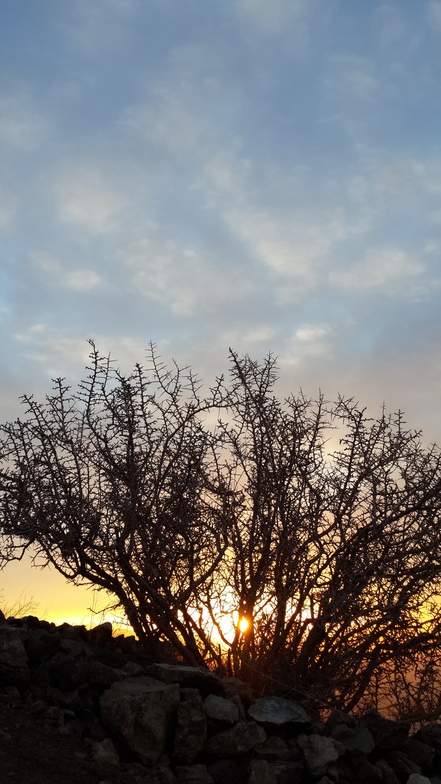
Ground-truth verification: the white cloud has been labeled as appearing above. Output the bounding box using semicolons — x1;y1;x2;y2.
428;1;441;31
55;166;127;235
331;247;424;290
120;237;253;316
236;0;308;35
0;92;50;152
32;254;101;292
324;55;378;103
373;5;406;47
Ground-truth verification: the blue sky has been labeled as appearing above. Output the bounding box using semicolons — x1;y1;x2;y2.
1;0;441;620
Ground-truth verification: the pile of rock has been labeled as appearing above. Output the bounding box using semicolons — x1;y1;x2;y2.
1;611;441;784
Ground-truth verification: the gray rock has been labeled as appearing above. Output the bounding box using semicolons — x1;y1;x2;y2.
174;691;207;764
269;760;306;784
405;776;432;784
338;726;376;754
386;750;421;777
207;758;241;784
92;737;120;767
48;650;91;690
374;759;400;784
205;721;266;756
255;736;290;761
89;659;127;686
175;765;214;784
204;694;238;724
0;629;30;689
88;621;113;646
100;675;180;766
24;629;61;664
402;739;435;772
356;761;383;783
248;697;309;725
248;759;277;784
221;677;254;708
297;733;339;777
145;663;220;694
360;709;409;750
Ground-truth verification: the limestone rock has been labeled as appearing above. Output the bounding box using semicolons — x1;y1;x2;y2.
374;759;400;784
24;628;61;664
204;694;238;725
174;691;207;764
221;677;254;708
248;697;309;726
405;776;432;784
297;733;339;777
205;721;266;756
402;738;435;772
100;675;180;766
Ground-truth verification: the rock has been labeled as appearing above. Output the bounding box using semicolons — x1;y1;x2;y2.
221;677;254;708
24;628;61;664
386;750;421;777
174;691;207;763
145;663;220;695
49;650;91;690
297;733;339;777
89;659;127;686
205;721;266;756
414;723;441;755
100;675;180;766
374;759;400;784
401;738;434;772
355;761;383;783
255;736;290;761
0;629;30;689
326;709;357;731
405;776;432;784
123;660;146;677
92;737;120;767
207;758;242;784
248;759;277;784
336;726;376;754
360;709;410;750
269;760;306;784
204;694;239;724
89;622;113;646
248;697;309;726
175;765;214;784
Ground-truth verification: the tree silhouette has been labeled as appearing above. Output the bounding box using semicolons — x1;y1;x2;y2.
2;342;441;713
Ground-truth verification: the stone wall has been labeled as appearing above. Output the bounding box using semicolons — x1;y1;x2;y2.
1;611;440;784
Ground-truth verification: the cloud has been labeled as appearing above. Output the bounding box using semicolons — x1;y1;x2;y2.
331;247;424;291
235;0;308;36
33;254;101;292
120;237;253;316
373;5;406;47
0;91;51;152
55;165;127;235
428;1;441;31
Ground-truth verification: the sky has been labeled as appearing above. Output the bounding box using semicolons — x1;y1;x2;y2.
1;0;441;625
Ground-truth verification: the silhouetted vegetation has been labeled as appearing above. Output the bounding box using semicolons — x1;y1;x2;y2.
2;342;441;716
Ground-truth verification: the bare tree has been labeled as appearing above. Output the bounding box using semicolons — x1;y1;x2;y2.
2;343;441;714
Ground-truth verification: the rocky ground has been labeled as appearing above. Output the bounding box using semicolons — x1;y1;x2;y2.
3;612;441;783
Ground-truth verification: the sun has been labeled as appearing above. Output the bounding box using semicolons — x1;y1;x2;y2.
238;616;249;634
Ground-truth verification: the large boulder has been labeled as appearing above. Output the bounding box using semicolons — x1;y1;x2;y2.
145;663;221;696
100;675;180;766
204;694;238;725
